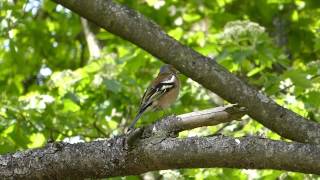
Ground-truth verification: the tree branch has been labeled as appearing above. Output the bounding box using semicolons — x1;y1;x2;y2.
80;18;101;60
1;135;319;179
1;106;320;179
51;0;320;144
126;104;245;145
176;104;245;130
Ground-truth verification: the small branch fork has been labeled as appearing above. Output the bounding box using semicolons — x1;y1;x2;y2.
126;104;246;145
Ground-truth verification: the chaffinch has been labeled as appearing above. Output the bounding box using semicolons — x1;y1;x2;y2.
127;64;180;131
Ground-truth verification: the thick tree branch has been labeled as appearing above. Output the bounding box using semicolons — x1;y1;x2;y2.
1;106;320;179
51;0;320;144
1;135;319;179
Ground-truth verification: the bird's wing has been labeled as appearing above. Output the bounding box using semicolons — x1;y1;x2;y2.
140;73;176;109
128;73;177;131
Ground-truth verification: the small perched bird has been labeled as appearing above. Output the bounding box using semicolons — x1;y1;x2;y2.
127;64;180;131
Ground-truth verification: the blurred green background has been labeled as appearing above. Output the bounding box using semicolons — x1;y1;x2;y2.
1;0;320;179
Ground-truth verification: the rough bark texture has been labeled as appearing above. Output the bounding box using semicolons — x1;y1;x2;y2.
0;106;246;179
0;107;320;179
1;135;320;179
51;0;320;144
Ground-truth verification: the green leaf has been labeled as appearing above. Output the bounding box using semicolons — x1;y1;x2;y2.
182;13;201;22
283;70;311;89
247;66;265;77
168;27;184;40
63;99;81;112
305;91;320;107
104;79;121;93
8;125;31;148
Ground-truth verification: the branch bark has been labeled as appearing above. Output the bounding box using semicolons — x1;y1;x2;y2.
176;104;245;130
51;0;320;144
81;18;101;60
1;106;320;179
126;104;245;145
1;134;320;179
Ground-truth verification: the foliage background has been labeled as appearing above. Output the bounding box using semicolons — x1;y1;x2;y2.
1;0;320;179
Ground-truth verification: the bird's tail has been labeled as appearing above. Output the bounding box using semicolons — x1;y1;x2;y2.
127;102;152;132
127;111;144;132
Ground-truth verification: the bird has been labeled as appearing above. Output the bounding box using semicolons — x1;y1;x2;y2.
127;64;180;131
